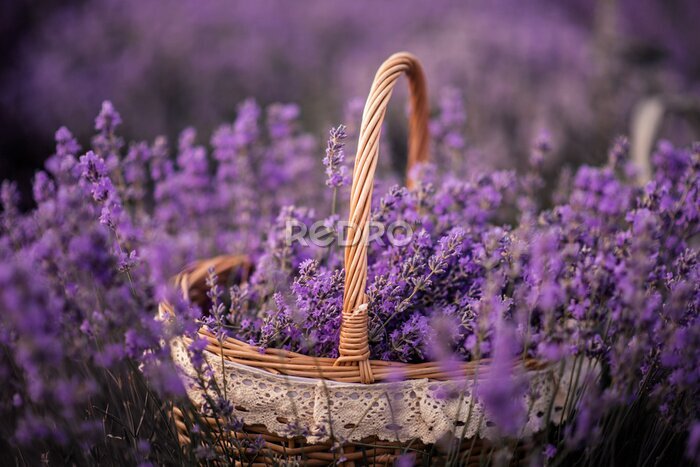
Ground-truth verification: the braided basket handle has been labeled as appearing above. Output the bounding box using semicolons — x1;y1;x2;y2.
335;52;429;383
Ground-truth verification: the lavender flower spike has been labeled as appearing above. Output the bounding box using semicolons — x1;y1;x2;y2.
323;125;347;188
477;314;526;437
94;100;122;133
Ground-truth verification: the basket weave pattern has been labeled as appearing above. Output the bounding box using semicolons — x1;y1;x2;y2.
164;52;557;465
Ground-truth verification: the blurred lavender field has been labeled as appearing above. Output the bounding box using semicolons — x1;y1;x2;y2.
2;0;699;195
1;2;700;466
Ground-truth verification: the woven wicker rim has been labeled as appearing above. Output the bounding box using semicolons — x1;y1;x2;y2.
162;52;544;384
163;254;545;385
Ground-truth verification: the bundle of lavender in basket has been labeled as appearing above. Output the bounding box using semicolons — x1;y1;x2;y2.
165;55;699;465
196;133;699;371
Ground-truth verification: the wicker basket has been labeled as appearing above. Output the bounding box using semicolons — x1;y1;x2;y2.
163;52;558;466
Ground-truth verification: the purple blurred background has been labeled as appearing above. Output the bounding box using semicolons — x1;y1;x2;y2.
1;0;699;201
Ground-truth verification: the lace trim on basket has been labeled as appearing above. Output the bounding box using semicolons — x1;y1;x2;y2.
172;337;588;444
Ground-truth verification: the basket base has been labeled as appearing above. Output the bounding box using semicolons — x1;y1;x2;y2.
171;406;531;466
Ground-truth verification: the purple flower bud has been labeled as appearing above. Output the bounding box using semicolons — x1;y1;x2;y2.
94;100;122;133
323;125;348;188
543;443;557;459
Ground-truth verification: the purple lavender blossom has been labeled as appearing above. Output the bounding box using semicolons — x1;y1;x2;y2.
323;125;348;188
543;443;557;459
477;313;527;437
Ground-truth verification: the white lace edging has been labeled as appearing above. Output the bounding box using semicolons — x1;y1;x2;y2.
171;339;584;444
172;337;579;444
